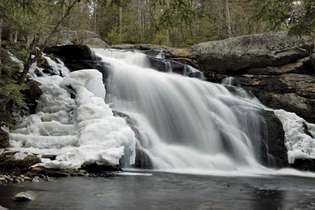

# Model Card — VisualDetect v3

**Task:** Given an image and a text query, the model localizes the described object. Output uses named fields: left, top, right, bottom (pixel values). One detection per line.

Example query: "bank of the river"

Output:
left=1, top=172, right=315, bottom=210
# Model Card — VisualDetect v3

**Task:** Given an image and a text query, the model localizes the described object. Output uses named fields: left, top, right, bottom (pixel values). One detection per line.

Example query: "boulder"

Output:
left=0, top=128, right=9, bottom=148
left=44, top=45, right=96, bottom=70
left=44, top=45, right=109, bottom=81
left=14, top=191, right=35, bottom=202
left=83, top=37, right=109, bottom=48
left=192, top=32, right=313, bottom=74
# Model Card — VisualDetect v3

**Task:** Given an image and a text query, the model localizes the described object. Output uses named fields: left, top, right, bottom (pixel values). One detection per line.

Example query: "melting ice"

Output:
left=9, top=58, right=136, bottom=169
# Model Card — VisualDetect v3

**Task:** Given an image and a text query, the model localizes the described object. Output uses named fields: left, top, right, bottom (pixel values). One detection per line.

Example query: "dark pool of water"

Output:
left=1, top=172, right=315, bottom=210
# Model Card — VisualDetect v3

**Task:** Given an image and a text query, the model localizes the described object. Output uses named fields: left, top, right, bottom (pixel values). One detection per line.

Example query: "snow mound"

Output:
left=10, top=58, right=136, bottom=169
left=274, top=109, right=315, bottom=164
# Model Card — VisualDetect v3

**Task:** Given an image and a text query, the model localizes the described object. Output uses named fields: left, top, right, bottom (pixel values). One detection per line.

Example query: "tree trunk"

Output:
left=0, top=18, right=2, bottom=47
left=224, top=0, right=232, bottom=38
left=166, top=0, right=170, bottom=45
left=13, top=31, right=18, bottom=43
left=119, top=6, right=123, bottom=42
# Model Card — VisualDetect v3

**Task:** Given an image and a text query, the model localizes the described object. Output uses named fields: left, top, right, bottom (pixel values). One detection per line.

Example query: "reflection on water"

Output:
left=0, top=173, right=315, bottom=210
left=251, top=189, right=284, bottom=210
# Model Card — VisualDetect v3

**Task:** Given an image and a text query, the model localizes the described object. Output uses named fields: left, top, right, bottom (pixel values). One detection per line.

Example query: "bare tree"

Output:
left=224, top=0, right=232, bottom=37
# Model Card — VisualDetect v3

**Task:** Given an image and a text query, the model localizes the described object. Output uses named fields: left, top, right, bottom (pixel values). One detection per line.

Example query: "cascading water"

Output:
left=94, top=49, right=268, bottom=174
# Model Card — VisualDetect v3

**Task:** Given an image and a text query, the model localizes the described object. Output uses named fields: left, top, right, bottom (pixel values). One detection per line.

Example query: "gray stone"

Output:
left=83, top=37, right=109, bottom=48
left=192, top=32, right=313, bottom=74
left=0, top=128, right=9, bottom=148
left=14, top=191, right=35, bottom=202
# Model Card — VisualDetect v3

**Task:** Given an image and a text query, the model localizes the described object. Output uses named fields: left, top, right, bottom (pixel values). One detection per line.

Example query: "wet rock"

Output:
left=290, top=159, right=315, bottom=171
left=147, top=57, right=203, bottom=78
left=135, top=147, right=153, bottom=169
left=232, top=74, right=315, bottom=123
left=41, top=154, right=57, bottom=160
left=0, top=128, right=9, bottom=148
left=81, top=163, right=121, bottom=174
left=22, top=79, right=42, bottom=114
left=29, top=166, right=70, bottom=177
left=0, top=153, right=41, bottom=174
left=14, top=191, right=35, bottom=202
left=258, top=110, right=288, bottom=167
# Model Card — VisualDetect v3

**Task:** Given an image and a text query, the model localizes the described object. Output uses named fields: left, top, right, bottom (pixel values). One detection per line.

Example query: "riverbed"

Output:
left=1, top=172, right=315, bottom=210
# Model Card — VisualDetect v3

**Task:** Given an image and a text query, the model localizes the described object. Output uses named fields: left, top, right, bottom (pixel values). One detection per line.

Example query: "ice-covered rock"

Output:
left=274, top=109, right=315, bottom=164
left=9, top=57, right=136, bottom=169
left=14, top=191, right=35, bottom=202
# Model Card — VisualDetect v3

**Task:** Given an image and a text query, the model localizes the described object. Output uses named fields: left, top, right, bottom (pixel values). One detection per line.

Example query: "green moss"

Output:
left=0, top=48, right=28, bottom=128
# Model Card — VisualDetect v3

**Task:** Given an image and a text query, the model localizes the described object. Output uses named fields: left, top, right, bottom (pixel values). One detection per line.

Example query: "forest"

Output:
left=0, top=0, right=314, bottom=48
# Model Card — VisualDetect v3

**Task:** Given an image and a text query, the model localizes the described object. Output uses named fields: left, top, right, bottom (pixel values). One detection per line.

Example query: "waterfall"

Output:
left=94, top=49, right=267, bottom=174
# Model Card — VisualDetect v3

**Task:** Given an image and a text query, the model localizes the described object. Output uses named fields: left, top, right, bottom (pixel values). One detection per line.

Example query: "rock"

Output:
left=22, top=79, right=42, bottom=114
left=191, top=33, right=315, bottom=123
left=258, top=110, right=288, bottom=167
left=44, top=45, right=96, bottom=70
left=83, top=37, right=109, bottom=48
left=232, top=74, right=315, bottom=123
left=14, top=191, right=35, bottom=202
left=0, top=153, right=41, bottom=174
left=135, top=147, right=153, bottom=169
left=290, top=159, right=315, bottom=171
left=0, top=205, right=8, bottom=210
left=147, top=57, right=203, bottom=78
left=44, top=45, right=109, bottom=81
left=0, top=128, right=9, bottom=148
left=245, top=57, right=310, bottom=75
left=81, top=163, right=121, bottom=174
left=32, top=176, right=40, bottom=183
left=192, top=32, right=313, bottom=74
left=112, top=44, right=196, bottom=66
left=41, top=154, right=57, bottom=160
left=29, top=166, right=70, bottom=177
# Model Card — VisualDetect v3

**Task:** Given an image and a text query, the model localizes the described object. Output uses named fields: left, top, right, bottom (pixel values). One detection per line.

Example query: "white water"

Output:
left=94, top=49, right=270, bottom=173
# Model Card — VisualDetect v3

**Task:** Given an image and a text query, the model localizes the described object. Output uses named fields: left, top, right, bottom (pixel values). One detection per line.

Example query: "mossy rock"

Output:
left=0, top=153, right=41, bottom=174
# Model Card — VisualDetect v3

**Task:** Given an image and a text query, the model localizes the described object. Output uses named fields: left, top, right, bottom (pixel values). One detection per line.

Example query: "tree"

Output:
left=251, top=0, right=315, bottom=35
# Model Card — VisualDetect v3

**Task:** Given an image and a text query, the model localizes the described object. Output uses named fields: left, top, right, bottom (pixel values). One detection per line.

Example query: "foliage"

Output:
left=0, top=49, right=27, bottom=109
left=251, top=0, right=315, bottom=35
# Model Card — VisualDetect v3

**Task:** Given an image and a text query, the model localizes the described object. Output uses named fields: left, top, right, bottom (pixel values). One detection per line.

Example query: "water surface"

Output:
left=1, top=172, right=315, bottom=210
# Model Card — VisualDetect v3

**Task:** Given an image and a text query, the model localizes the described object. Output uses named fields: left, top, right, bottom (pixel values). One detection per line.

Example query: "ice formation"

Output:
left=9, top=57, right=136, bottom=169
left=274, top=109, right=315, bottom=164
